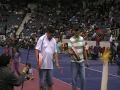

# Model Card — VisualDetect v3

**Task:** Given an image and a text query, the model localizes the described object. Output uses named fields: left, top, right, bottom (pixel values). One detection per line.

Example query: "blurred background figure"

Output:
left=115, top=43, right=120, bottom=75
left=12, top=47, right=21, bottom=76
left=0, top=54, right=26, bottom=90
left=109, top=40, right=117, bottom=64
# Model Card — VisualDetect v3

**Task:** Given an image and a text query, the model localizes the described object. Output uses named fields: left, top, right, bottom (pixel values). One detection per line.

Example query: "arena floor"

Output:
left=0, top=47, right=120, bottom=90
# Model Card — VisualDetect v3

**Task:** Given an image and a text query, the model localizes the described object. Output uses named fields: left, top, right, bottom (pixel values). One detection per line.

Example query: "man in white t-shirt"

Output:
left=68, top=28, right=86, bottom=90
left=35, top=26, right=59, bottom=90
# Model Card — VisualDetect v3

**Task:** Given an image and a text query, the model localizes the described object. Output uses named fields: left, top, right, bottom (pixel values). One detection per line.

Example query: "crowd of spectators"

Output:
left=20, top=0, right=120, bottom=41
left=0, top=0, right=120, bottom=77
left=0, top=1, right=31, bottom=47
left=0, top=0, right=120, bottom=49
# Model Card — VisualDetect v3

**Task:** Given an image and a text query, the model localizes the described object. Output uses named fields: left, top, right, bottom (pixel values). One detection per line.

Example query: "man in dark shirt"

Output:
left=0, top=54, right=26, bottom=90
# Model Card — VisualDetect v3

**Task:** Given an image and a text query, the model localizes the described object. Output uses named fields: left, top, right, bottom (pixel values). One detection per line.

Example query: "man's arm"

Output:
left=35, top=49, right=43, bottom=68
left=83, top=43, right=89, bottom=67
left=35, top=37, right=43, bottom=68
left=54, top=39, right=60, bottom=68
left=54, top=52, right=59, bottom=67
left=83, top=46, right=87, bottom=59
left=35, top=49, right=39, bottom=64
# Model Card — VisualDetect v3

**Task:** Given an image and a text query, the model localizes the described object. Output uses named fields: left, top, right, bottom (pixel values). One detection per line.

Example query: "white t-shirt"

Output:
left=109, top=35, right=113, bottom=42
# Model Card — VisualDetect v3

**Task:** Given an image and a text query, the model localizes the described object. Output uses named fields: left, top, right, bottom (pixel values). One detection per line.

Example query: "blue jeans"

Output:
left=39, top=69, right=53, bottom=89
left=71, top=62, right=85, bottom=90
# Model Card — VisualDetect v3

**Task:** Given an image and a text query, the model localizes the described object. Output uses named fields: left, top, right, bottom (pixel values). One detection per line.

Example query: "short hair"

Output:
left=74, top=28, right=79, bottom=32
left=0, top=54, right=11, bottom=67
left=46, top=25, right=55, bottom=34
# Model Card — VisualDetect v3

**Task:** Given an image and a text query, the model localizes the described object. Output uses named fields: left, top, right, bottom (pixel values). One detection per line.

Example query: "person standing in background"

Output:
left=110, top=40, right=117, bottom=64
left=12, top=47, right=21, bottom=76
left=3, top=45, right=10, bottom=57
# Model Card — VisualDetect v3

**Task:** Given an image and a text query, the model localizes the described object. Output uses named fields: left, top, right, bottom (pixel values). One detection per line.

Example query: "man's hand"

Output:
left=55, top=62, right=60, bottom=69
left=55, top=62, right=63, bottom=74
left=84, top=60, right=89, bottom=67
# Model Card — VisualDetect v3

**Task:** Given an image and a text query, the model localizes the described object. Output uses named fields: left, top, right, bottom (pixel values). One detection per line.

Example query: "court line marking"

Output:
left=20, top=63, right=120, bottom=90
left=54, top=66, right=120, bottom=86
left=53, top=78, right=80, bottom=90
left=53, top=77, right=72, bottom=86
left=20, top=63, right=73, bottom=87
left=86, top=67, right=120, bottom=78
left=53, top=66, right=120, bottom=88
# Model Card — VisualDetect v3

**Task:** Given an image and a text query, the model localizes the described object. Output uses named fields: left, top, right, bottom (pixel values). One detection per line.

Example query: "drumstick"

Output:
left=70, top=47, right=80, bottom=61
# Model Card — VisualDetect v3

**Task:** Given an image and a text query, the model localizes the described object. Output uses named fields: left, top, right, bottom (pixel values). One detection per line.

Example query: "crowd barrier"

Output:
left=56, top=39, right=118, bottom=47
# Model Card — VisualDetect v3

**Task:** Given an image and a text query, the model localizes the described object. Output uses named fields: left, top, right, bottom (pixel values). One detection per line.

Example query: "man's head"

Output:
left=74, top=28, right=80, bottom=38
left=0, top=54, right=11, bottom=67
left=46, top=26, right=55, bottom=41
